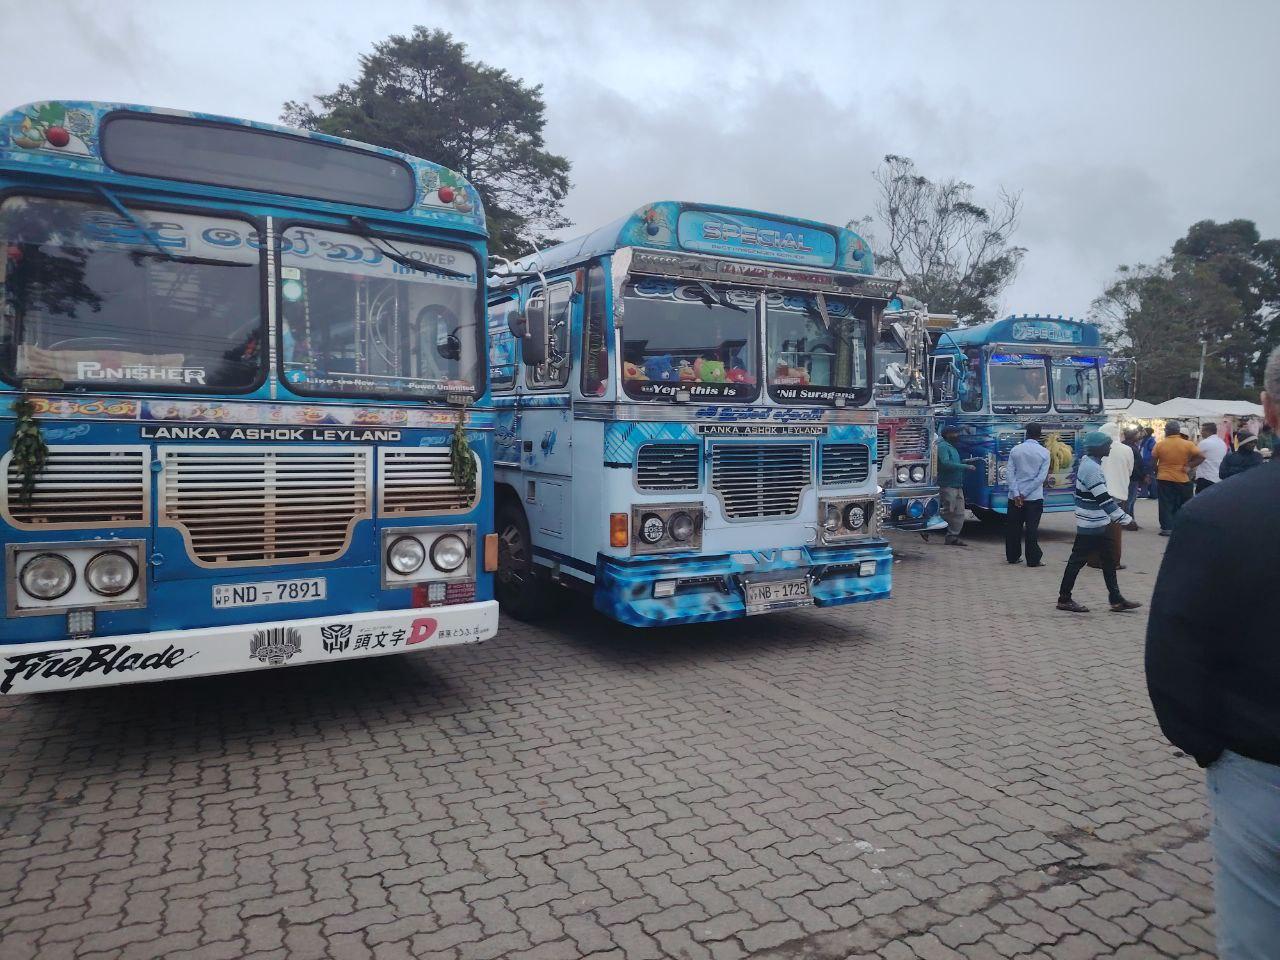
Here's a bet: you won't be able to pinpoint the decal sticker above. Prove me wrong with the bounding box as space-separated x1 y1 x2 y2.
0 644 193 693
249 628 302 665
139 426 402 442
320 624 353 654
406 617 438 645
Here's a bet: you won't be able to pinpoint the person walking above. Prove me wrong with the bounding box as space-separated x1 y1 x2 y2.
937 425 977 546
1056 431 1141 613
1153 420 1203 536
1145 346 1280 959
1004 423 1050 566
1220 429 1263 480
1140 426 1158 498
1195 421 1228 493
1124 427 1145 516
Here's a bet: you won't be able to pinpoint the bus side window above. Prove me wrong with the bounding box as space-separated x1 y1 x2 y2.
487 298 518 393
580 263 608 397
959 348 984 412
526 283 572 389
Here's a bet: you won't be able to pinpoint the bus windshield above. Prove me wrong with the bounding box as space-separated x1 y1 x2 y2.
620 277 758 400
0 194 262 391
1051 356 1103 412
280 226 480 400
766 292 870 404
989 354 1050 411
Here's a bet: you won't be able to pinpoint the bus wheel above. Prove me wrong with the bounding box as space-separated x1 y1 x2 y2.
495 501 551 620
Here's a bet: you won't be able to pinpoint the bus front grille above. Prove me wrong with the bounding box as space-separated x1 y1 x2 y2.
894 421 928 457
710 442 811 520
2 446 150 529
876 428 890 466
378 447 480 517
821 444 871 486
159 447 371 567
636 443 701 491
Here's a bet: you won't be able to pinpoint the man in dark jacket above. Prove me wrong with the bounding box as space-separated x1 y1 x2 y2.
1220 430 1263 480
1146 347 1280 958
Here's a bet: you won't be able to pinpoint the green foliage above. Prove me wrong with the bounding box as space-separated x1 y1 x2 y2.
857 155 1026 323
282 27 571 258
1093 220 1279 401
450 409 477 495
9 398 49 504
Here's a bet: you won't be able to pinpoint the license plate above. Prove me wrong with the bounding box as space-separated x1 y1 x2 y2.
744 578 812 614
213 577 327 609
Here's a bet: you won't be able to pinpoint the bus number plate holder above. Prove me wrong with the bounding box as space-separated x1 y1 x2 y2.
213 577 327 609
741 575 813 615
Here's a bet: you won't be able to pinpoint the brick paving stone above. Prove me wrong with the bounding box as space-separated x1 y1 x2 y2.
0 508 1215 959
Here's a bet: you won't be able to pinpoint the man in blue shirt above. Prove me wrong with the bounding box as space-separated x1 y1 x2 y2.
1005 423 1051 565
1057 431 1141 613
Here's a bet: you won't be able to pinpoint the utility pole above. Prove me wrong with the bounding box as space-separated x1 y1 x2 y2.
1195 339 1207 399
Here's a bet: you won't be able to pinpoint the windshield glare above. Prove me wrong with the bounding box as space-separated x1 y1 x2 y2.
0 195 262 391
1051 357 1102 412
621 277 758 400
989 354 1049 409
280 226 479 399
766 292 869 403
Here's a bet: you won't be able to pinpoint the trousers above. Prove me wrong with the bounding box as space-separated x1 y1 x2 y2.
1158 479 1194 531
1208 751 1280 959
1005 498 1043 564
939 486 966 538
1058 530 1122 604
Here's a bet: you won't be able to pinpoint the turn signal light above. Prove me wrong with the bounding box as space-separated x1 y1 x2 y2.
483 533 499 572
610 513 629 548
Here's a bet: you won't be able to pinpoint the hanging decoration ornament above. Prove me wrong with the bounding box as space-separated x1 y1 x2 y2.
9 397 49 504
450 406 477 496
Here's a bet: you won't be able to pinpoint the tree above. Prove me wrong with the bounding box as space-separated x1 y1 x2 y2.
283 27 571 258
1092 220 1279 401
855 155 1025 323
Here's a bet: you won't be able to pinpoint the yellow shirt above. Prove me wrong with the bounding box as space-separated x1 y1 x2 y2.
1154 435 1200 483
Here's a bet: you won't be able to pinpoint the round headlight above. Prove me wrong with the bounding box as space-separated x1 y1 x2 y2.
910 465 926 483
19 553 75 601
997 462 1009 482
844 504 867 530
668 511 695 542
823 503 841 531
907 499 926 519
429 534 468 572
85 550 138 597
895 466 910 484
387 536 426 575
639 513 666 545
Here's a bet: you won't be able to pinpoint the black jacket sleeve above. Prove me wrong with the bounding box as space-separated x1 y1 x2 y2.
1144 501 1225 766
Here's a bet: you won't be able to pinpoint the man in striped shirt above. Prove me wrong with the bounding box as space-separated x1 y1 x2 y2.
1057 431 1142 613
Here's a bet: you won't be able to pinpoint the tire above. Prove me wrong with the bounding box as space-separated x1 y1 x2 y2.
495 500 552 620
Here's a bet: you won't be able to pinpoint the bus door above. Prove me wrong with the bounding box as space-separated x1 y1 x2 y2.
518 281 575 547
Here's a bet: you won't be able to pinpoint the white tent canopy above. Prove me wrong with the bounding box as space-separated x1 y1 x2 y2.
1105 399 1164 420
1148 397 1264 420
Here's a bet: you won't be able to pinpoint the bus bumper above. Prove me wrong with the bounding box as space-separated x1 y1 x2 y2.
0 601 498 695
881 489 946 532
593 542 893 627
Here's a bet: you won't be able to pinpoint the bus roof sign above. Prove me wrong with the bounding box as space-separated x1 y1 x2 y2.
629 248 899 300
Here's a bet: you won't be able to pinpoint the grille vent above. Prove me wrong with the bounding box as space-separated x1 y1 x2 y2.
2 446 150 529
894 421 928 457
378 447 479 516
997 431 1026 456
876 427 890 467
821 444 871 486
636 443 701 491
710 442 811 519
159 446 370 567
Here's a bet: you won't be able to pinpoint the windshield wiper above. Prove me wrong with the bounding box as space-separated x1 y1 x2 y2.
694 280 744 312
348 216 470 280
94 186 181 262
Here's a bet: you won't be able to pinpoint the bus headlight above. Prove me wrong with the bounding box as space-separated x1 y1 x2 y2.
997 462 1009 483
639 513 666 545
910 465 926 483
429 534 468 573
387 536 426 575
668 511 695 542
843 504 867 530
19 553 76 601
85 550 138 597
895 465 910 484
823 503 841 531
818 497 878 542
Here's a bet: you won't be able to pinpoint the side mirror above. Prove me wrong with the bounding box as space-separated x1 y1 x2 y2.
522 295 549 367
506 308 527 339
930 356 957 404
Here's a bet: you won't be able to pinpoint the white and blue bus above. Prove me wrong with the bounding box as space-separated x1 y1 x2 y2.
487 202 899 626
0 101 499 693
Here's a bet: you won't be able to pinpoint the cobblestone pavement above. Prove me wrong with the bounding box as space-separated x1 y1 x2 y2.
0 501 1215 960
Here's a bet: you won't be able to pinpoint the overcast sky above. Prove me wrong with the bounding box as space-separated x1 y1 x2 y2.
4 0 1276 318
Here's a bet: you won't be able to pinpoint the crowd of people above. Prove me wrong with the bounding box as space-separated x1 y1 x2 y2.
936 350 1280 958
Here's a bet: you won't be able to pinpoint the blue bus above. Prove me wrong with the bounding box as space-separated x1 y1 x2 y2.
932 314 1110 519
487 202 899 626
0 101 498 693
874 297 952 534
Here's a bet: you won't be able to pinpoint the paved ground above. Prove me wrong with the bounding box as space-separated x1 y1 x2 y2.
0 500 1216 960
